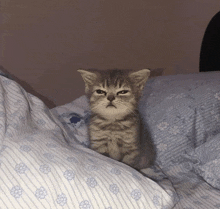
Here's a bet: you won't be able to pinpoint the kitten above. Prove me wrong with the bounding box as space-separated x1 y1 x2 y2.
78 69 155 169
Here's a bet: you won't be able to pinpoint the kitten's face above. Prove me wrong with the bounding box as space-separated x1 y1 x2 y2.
78 69 150 120
89 80 136 120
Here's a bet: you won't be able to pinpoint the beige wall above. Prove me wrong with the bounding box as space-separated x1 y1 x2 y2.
1 0 219 107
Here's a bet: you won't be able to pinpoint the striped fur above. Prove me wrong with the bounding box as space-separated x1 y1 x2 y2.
78 69 155 169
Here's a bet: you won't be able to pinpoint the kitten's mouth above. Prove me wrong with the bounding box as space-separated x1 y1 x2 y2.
106 103 116 108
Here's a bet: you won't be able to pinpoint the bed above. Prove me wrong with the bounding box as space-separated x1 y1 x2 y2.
1 71 220 209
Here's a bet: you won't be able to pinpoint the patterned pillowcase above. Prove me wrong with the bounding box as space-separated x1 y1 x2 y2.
185 133 220 190
139 72 220 169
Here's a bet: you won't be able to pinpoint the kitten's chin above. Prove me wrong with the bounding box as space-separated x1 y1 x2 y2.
93 108 131 120
101 113 125 121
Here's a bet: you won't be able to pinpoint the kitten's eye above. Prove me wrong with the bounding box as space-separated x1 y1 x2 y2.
95 89 106 95
117 90 129 95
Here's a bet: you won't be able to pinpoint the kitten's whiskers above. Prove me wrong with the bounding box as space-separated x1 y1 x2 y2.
114 100 139 117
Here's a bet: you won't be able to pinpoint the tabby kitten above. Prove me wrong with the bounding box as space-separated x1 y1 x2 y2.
78 69 155 169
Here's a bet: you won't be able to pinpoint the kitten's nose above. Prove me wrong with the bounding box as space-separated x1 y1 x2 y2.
107 95 115 102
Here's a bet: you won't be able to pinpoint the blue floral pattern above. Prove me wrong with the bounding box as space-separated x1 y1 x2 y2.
19 145 31 152
6 72 219 208
139 72 220 208
109 184 119 195
131 189 141 201
39 164 51 174
110 167 121 175
63 170 75 181
51 99 90 147
86 177 98 188
35 187 47 199
15 163 29 174
10 186 23 199
52 71 220 208
56 193 67 206
79 200 92 209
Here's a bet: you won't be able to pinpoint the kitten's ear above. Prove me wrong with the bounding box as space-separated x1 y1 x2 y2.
129 69 150 91
78 69 97 93
78 69 97 85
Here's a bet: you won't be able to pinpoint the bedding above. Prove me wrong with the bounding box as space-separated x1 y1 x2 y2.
53 71 220 209
139 72 220 208
0 75 175 208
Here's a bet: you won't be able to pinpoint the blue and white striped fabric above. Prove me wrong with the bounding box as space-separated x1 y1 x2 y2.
0 75 175 208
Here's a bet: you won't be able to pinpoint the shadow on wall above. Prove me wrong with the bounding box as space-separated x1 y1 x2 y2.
0 66 56 108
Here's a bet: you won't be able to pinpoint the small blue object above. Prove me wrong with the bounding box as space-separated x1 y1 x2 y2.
70 115 81 124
